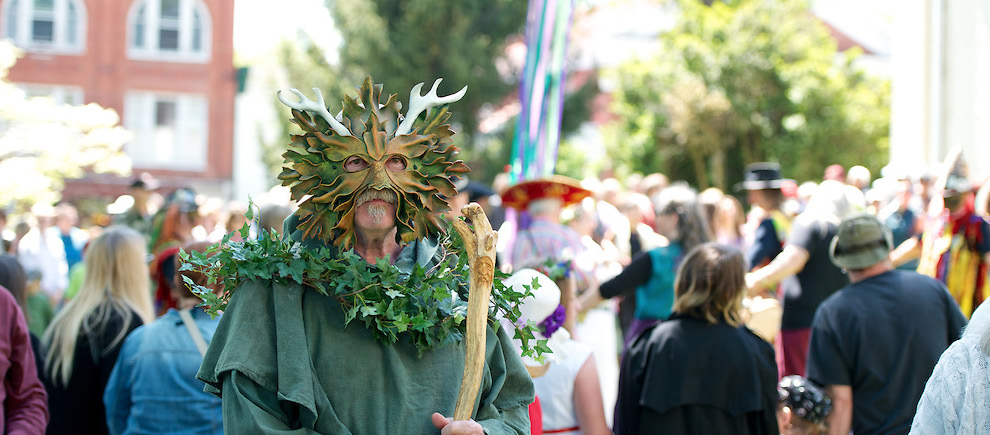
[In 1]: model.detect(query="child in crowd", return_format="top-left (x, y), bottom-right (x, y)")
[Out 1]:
top-left (777, 375), bottom-right (832, 435)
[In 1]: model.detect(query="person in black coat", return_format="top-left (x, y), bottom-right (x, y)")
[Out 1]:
top-left (614, 243), bottom-right (778, 435)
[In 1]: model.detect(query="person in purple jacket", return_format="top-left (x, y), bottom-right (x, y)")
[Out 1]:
top-left (1, 285), bottom-right (49, 434)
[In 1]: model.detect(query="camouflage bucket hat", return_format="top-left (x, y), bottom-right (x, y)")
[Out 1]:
top-left (829, 213), bottom-right (892, 270)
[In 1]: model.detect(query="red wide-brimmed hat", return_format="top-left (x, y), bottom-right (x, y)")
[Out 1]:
top-left (501, 175), bottom-right (591, 210)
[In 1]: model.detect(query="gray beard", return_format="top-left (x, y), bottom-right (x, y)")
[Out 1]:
top-left (366, 203), bottom-right (389, 224)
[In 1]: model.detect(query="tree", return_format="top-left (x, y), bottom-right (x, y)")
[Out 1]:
top-left (605, 0), bottom-right (890, 189)
top-left (0, 42), bottom-right (131, 210)
top-left (263, 0), bottom-right (528, 182)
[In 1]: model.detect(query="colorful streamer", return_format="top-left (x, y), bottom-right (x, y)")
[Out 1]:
top-left (510, 0), bottom-right (575, 183)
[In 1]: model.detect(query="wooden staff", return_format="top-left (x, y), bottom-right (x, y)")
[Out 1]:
top-left (449, 203), bottom-right (498, 421)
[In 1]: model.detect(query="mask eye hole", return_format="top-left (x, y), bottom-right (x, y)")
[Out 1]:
top-left (344, 156), bottom-right (369, 172)
top-left (386, 155), bottom-right (407, 171)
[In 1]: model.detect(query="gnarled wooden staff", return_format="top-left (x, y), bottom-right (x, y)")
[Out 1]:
top-left (449, 203), bottom-right (498, 421)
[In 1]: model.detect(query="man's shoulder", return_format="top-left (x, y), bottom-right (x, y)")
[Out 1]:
top-left (888, 268), bottom-right (942, 285)
top-left (812, 284), bottom-right (859, 322)
top-left (872, 269), bottom-right (949, 299)
top-left (821, 270), bottom-right (947, 315)
top-left (224, 279), bottom-right (277, 306)
top-left (217, 279), bottom-right (309, 329)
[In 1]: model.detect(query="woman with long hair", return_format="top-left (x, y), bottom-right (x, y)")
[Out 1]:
top-left (579, 184), bottom-right (713, 346)
top-left (614, 243), bottom-right (778, 434)
top-left (42, 226), bottom-right (154, 435)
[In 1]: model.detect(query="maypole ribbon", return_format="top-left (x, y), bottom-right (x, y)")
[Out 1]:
top-left (502, 0), bottom-right (575, 259)
top-left (510, 0), bottom-right (575, 183)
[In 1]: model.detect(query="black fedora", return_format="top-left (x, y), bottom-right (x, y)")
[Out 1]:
top-left (735, 162), bottom-right (792, 191)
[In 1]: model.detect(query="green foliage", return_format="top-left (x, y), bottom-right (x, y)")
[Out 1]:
top-left (605, 0), bottom-right (890, 187)
top-left (265, 0), bottom-right (528, 181)
top-left (179, 204), bottom-right (548, 359)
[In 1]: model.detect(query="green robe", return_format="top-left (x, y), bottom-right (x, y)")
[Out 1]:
top-left (196, 239), bottom-right (534, 434)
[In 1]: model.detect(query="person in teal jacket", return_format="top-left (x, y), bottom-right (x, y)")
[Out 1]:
top-left (579, 184), bottom-right (713, 346)
top-left (197, 77), bottom-right (534, 434)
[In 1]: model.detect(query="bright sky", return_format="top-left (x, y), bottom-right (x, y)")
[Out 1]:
top-left (232, 0), bottom-right (895, 64)
top-left (232, 0), bottom-right (339, 62)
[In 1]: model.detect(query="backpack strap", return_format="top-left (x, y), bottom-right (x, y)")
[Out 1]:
top-left (178, 309), bottom-right (208, 357)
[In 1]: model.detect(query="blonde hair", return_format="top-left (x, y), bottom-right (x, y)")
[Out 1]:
top-left (43, 226), bottom-right (154, 386)
top-left (672, 243), bottom-right (746, 326)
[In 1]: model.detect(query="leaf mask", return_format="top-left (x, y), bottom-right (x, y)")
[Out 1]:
top-left (277, 76), bottom-right (470, 249)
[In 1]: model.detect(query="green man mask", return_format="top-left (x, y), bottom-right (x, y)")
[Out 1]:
top-left (277, 76), bottom-right (469, 250)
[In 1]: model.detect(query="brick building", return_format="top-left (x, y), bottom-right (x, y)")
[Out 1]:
top-left (1, 0), bottom-right (237, 201)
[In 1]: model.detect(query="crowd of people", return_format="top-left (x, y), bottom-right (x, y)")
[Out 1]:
top-left (0, 174), bottom-right (294, 434)
top-left (488, 159), bottom-right (988, 434)
top-left (1, 151), bottom-right (989, 434)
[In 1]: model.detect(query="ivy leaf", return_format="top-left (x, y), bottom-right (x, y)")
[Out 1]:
top-left (345, 305), bottom-right (359, 324)
top-left (287, 257), bottom-right (306, 284)
top-left (185, 207), bottom-right (548, 359)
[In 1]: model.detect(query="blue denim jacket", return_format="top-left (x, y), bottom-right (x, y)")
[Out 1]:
top-left (104, 308), bottom-right (223, 435)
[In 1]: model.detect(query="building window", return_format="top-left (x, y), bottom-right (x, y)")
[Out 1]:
top-left (16, 83), bottom-right (84, 105)
top-left (127, 0), bottom-right (211, 62)
top-left (124, 91), bottom-right (208, 171)
top-left (1, 0), bottom-right (87, 54)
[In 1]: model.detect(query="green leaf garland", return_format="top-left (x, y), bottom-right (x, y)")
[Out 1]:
top-left (178, 205), bottom-right (548, 359)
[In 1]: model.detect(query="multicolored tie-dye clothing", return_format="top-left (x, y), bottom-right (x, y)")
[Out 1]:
top-left (918, 203), bottom-right (990, 318)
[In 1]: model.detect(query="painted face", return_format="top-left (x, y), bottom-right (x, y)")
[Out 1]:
top-left (278, 77), bottom-right (469, 249)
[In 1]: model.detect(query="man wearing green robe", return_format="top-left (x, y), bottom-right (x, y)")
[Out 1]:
top-left (196, 78), bottom-right (534, 434)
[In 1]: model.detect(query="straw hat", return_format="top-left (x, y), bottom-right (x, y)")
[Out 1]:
top-left (500, 175), bottom-right (591, 210)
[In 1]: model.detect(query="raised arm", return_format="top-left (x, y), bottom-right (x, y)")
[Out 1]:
top-left (889, 236), bottom-right (921, 268)
top-left (579, 251), bottom-right (653, 314)
top-left (745, 245), bottom-right (810, 295)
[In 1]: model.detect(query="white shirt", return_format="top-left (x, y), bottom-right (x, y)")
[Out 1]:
top-left (910, 302), bottom-right (990, 434)
top-left (533, 339), bottom-right (594, 435)
top-left (17, 227), bottom-right (68, 297)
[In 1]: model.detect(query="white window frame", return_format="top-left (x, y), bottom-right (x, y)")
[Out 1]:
top-left (124, 90), bottom-right (209, 171)
top-left (0, 0), bottom-right (87, 54)
top-left (16, 82), bottom-right (85, 106)
top-left (126, 0), bottom-right (212, 63)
